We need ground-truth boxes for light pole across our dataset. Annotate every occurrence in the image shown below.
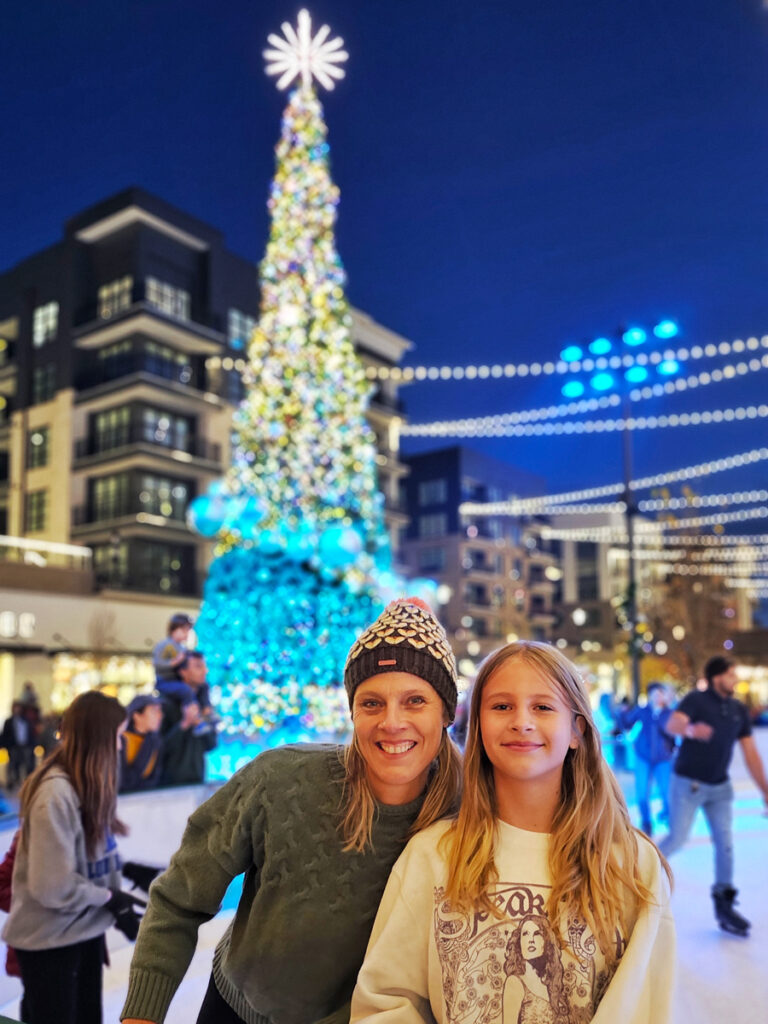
[560,320,681,702]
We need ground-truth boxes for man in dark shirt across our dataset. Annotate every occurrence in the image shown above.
[162,701,217,786]
[659,655,768,935]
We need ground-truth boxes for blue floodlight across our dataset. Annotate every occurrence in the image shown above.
[624,366,649,384]
[589,337,613,355]
[653,319,679,339]
[561,380,585,399]
[590,372,615,391]
[560,344,583,362]
[622,327,647,346]
[658,359,680,376]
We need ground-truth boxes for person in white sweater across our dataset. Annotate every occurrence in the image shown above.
[352,641,676,1024]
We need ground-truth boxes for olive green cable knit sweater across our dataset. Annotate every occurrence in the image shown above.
[121,744,426,1024]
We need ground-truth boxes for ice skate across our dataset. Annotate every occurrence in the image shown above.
[712,885,751,936]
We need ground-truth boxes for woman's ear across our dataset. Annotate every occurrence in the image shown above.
[570,713,586,749]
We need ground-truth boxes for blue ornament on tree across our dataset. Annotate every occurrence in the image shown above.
[318,525,363,569]
[187,494,226,537]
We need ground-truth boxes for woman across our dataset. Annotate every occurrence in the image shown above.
[503,914,568,1024]
[352,641,675,1024]
[3,691,145,1024]
[121,597,462,1024]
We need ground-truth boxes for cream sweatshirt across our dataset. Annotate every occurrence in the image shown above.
[351,818,675,1024]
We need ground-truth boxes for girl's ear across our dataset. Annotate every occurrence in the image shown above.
[570,713,586,749]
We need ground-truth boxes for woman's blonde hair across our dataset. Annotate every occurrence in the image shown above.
[441,641,670,961]
[340,725,462,852]
[20,690,127,857]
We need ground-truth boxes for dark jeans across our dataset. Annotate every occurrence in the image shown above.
[16,934,103,1024]
[197,974,249,1024]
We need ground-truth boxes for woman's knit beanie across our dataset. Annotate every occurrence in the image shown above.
[343,597,458,721]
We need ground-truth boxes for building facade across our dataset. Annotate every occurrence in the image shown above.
[399,446,559,672]
[0,188,410,708]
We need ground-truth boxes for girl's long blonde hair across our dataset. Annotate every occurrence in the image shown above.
[20,690,127,857]
[441,642,670,961]
[340,726,462,852]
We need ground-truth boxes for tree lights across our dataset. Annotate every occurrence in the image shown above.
[190,12,391,744]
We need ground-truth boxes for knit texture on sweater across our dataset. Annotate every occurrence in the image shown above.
[121,744,426,1024]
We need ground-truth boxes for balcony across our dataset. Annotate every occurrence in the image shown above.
[75,351,207,393]
[72,502,191,531]
[0,535,95,595]
[369,388,406,415]
[73,283,225,356]
[96,568,201,598]
[74,428,221,467]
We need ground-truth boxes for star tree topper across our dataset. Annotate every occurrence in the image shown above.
[264,9,348,91]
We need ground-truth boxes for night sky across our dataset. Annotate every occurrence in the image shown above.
[4,0,768,501]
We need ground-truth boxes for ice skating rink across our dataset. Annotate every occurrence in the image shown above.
[1,731,766,1023]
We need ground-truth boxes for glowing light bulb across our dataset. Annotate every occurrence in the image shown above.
[653,320,679,339]
[589,337,613,355]
[560,345,583,362]
[658,359,680,376]
[561,380,585,398]
[624,366,648,384]
[623,327,647,346]
[590,372,614,391]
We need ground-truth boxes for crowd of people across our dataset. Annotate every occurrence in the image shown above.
[0,598,765,1024]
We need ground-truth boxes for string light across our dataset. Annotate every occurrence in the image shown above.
[456,447,768,514]
[402,361,768,435]
[367,334,768,382]
[639,489,768,511]
[461,500,626,516]
[661,506,768,529]
[404,404,768,438]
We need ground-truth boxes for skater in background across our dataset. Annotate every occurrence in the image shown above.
[619,683,676,836]
[660,655,768,936]
[2,691,145,1024]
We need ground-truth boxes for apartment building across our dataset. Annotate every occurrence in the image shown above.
[0,188,409,707]
[399,446,559,672]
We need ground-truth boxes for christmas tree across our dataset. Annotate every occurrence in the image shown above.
[189,11,391,745]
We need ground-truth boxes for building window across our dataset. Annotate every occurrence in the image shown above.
[98,276,133,319]
[228,309,256,351]
[146,277,190,321]
[464,583,489,607]
[418,546,446,572]
[32,302,59,347]
[94,406,131,450]
[92,473,131,520]
[419,513,447,538]
[32,364,56,404]
[144,340,194,384]
[577,541,599,601]
[25,490,47,532]
[418,479,447,506]
[134,540,193,594]
[141,407,191,451]
[93,540,129,586]
[138,473,190,520]
[26,427,49,469]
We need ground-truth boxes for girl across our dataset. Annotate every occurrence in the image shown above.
[121,598,462,1024]
[352,641,675,1024]
[3,691,144,1024]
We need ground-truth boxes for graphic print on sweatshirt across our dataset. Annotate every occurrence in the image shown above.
[433,882,625,1024]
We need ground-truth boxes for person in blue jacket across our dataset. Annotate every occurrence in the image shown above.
[619,682,675,836]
